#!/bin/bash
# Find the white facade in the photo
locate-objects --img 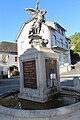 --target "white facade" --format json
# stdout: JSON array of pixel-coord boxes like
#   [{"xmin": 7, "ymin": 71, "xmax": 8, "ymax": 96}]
[
  {"xmin": 17, "ymin": 19, "xmax": 71, "ymax": 71},
  {"xmin": 0, "ymin": 41, "xmax": 18, "ymax": 77},
  {"xmin": 0, "ymin": 52, "xmax": 18, "ymax": 76}
]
